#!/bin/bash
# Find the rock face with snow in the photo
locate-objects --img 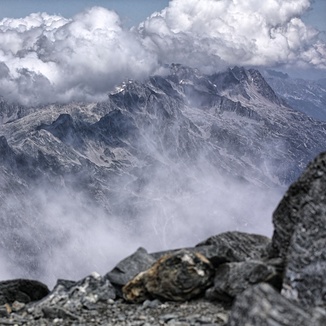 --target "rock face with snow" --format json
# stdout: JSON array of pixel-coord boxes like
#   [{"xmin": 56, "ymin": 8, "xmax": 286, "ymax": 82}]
[{"xmin": 265, "ymin": 70, "xmax": 326, "ymax": 121}]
